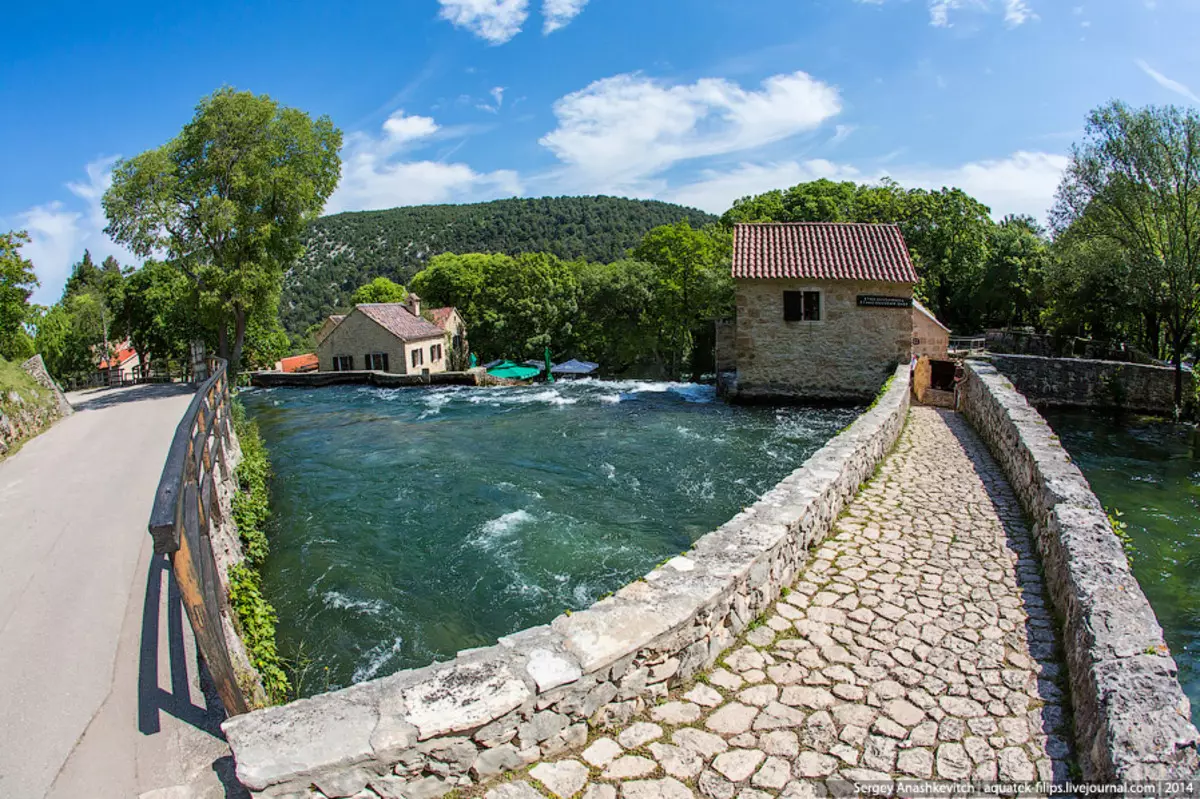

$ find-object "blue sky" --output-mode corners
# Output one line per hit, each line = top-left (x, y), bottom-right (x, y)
(4, 0), (1199, 305)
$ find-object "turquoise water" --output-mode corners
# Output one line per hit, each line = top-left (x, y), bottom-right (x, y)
(1043, 410), (1200, 723)
(240, 380), (857, 693)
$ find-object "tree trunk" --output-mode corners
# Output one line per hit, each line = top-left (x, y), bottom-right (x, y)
(229, 306), (247, 377)
(1173, 350), (1183, 411)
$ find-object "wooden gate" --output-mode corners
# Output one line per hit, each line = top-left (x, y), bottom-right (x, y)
(147, 358), (250, 716)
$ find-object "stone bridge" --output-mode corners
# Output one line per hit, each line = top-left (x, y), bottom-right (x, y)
(1, 364), (1194, 799)
(223, 363), (1198, 798)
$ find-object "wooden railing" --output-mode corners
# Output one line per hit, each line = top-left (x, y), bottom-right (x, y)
(147, 358), (250, 716)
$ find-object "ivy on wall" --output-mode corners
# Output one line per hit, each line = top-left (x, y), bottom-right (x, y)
(229, 400), (290, 704)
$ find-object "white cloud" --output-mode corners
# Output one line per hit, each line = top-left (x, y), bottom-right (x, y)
(327, 110), (521, 213)
(543, 0), (589, 33)
(477, 86), (506, 113)
(664, 160), (864, 213)
(437, 0), (529, 44)
(1003, 0), (1037, 26)
(382, 111), (440, 145)
(663, 151), (1068, 221)
(1135, 59), (1200, 104)
(874, 0), (1031, 28)
(891, 150), (1068, 220)
(539, 70), (842, 192)
(7, 157), (138, 306)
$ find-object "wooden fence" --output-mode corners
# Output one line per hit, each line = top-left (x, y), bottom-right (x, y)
(147, 358), (250, 716)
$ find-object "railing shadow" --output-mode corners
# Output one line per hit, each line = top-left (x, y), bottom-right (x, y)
(71, 383), (196, 413)
(137, 551), (226, 739)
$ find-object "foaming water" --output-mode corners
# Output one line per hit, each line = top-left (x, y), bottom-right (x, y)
(1044, 410), (1200, 724)
(242, 380), (857, 693)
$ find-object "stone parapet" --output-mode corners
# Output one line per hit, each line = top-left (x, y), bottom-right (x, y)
(959, 360), (1199, 782)
(987, 353), (1193, 417)
(222, 366), (911, 798)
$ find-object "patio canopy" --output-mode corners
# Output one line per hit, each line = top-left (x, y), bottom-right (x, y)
(551, 359), (599, 376)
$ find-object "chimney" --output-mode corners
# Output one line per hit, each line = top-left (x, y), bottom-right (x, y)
(407, 293), (421, 317)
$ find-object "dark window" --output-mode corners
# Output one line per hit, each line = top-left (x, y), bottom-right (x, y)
(783, 290), (821, 322)
(411, 348), (424, 368)
(431, 344), (442, 361)
(366, 352), (389, 371)
(332, 355), (353, 371)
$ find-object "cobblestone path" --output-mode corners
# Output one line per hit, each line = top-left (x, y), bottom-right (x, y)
(477, 407), (1073, 799)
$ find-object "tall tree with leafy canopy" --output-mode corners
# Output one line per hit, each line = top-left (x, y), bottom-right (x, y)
(103, 88), (342, 373)
(632, 221), (733, 378)
(1052, 101), (1200, 407)
(351, 276), (408, 305)
(0, 231), (39, 361)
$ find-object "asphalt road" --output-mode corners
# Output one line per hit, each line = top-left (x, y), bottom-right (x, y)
(0, 384), (242, 799)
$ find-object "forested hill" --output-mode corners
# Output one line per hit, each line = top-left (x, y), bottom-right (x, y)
(282, 196), (717, 335)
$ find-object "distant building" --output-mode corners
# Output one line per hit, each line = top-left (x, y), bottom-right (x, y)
(277, 353), (319, 373)
(316, 296), (451, 374)
(98, 342), (144, 385)
(912, 300), (950, 360)
(425, 304), (470, 370)
(314, 315), (345, 346)
(724, 222), (918, 403)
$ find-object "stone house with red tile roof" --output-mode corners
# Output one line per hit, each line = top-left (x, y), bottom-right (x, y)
(727, 222), (918, 402)
(424, 305), (469, 370)
(316, 296), (450, 374)
(97, 342), (145, 384)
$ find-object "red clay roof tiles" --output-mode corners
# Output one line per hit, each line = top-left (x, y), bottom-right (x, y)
(357, 303), (446, 342)
(732, 223), (918, 284)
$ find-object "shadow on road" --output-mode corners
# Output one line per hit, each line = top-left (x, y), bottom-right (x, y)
(70, 383), (195, 413)
(138, 552), (225, 739)
(139, 553), (251, 797)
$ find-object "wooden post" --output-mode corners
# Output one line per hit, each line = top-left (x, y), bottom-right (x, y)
(172, 484), (249, 716)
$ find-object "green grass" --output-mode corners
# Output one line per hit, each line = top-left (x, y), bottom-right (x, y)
(0, 356), (57, 460)
(227, 397), (290, 704)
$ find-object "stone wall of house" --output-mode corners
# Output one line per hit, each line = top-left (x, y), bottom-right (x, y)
(988, 353), (1193, 416)
(734, 279), (912, 403)
(222, 366), (913, 799)
(912, 307), (949, 360)
(0, 355), (73, 458)
(317, 312), (446, 375)
(958, 360), (1199, 782)
(715, 319), (737, 374)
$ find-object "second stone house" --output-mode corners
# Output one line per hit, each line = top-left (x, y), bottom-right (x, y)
(316, 296), (450, 375)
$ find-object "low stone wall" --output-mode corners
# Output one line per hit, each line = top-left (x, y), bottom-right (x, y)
(987, 353), (1193, 416)
(250, 369), (487, 389)
(959, 361), (1199, 782)
(0, 355), (73, 457)
(222, 366), (912, 798)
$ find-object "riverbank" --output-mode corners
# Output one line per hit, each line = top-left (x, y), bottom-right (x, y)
(249, 368), (496, 389)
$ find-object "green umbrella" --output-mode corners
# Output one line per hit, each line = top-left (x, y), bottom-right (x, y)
(544, 346), (554, 384)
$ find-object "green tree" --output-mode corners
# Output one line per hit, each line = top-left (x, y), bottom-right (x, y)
(103, 87), (342, 374)
(350, 276), (408, 305)
(412, 252), (580, 361)
(1052, 101), (1200, 407)
(124, 260), (203, 372)
(570, 259), (659, 374)
(971, 216), (1050, 329)
(632, 222), (733, 378)
(0, 231), (39, 361)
